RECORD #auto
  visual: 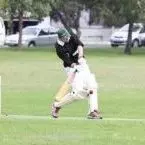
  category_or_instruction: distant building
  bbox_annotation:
[79,9,90,28]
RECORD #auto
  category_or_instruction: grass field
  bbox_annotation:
[0,47,145,145]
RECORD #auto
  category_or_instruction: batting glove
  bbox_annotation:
[78,57,87,65]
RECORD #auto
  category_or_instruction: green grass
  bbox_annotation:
[0,47,145,145]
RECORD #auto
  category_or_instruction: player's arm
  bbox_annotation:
[72,35,86,65]
[72,35,84,59]
[78,45,84,59]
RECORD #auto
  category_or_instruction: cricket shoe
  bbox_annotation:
[51,104,61,118]
[87,110,103,119]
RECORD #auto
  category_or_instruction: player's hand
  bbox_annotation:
[70,63,78,73]
[78,58,86,65]
[78,58,90,73]
[71,63,76,68]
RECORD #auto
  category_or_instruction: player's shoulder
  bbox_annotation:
[55,42,62,51]
[70,34,84,46]
[70,34,79,41]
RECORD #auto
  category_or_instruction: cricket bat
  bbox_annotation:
[55,70,77,102]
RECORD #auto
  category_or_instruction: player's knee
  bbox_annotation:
[70,90,84,100]
[70,90,78,99]
[88,82,98,92]
[71,90,77,97]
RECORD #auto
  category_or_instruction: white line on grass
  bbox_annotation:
[1,114,145,122]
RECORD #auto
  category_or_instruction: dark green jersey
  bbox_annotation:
[55,35,84,67]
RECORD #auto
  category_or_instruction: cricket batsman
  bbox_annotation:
[51,28,102,119]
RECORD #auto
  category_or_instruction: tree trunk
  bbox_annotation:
[74,10,81,38]
[48,1,75,36]
[9,14,14,34]
[124,23,133,55]
[18,10,23,48]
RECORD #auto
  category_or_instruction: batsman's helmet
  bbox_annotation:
[57,28,71,38]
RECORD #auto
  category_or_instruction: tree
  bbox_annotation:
[3,0,52,47]
[0,0,5,8]
[48,0,74,35]
[7,0,17,34]
[48,0,83,37]
[3,0,32,47]
[120,0,141,54]
[79,0,103,25]
[84,0,145,54]
[58,0,83,37]
[15,0,32,47]
[0,0,8,17]
[100,0,145,54]
[31,0,50,20]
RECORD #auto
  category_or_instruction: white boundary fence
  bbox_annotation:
[79,27,118,47]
